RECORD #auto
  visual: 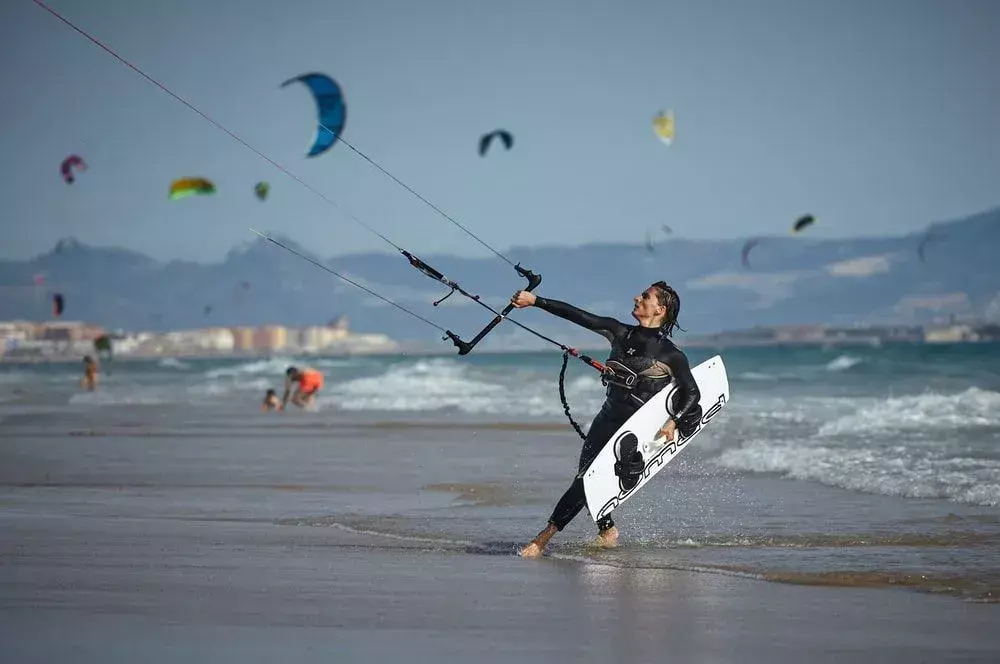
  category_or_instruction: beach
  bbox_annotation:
[2,346,999,661]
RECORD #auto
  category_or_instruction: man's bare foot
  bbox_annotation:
[593,526,619,549]
[518,523,559,559]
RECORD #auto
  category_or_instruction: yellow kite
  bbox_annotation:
[653,110,674,146]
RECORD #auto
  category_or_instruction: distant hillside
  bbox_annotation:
[2,208,998,351]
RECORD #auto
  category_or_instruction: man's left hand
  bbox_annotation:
[656,419,677,442]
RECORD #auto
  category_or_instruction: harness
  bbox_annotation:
[558,328,671,440]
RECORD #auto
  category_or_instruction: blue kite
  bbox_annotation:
[281,72,347,158]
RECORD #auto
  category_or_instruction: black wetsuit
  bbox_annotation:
[534,297,702,532]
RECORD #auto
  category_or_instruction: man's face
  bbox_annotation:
[632,287,665,322]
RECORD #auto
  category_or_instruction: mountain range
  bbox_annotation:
[2,207,998,351]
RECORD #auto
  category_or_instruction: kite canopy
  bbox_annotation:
[792,214,815,233]
[478,130,514,157]
[744,215,816,269]
[169,177,216,200]
[254,181,270,201]
[234,280,252,303]
[653,110,674,146]
[741,238,762,269]
[918,229,947,263]
[281,73,347,158]
[60,155,87,184]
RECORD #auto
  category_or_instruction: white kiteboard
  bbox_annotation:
[582,355,730,522]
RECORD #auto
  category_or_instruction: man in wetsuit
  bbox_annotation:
[281,366,324,410]
[510,281,702,558]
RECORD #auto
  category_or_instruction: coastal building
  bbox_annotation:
[230,327,255,351]
[299,325,350,351]
[253,325,287,351]
[924,324,1000,344]
[200,328,236,352]
[36,321,105,342]
[0,321,34,344]
[773,325,827,343]
[323,332,399,354]
[155,328,235,354]
[297,327,319,350]
[924,324,975,343]
[1,318,405,359]
[107,333,151,355]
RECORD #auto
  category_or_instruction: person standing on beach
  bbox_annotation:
[81,355,99,391]
[509,281,702,558]
[281,366,324,410]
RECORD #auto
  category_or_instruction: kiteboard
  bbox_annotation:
[582,355,729,522]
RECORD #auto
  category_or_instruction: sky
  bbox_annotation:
[1,0,998,264]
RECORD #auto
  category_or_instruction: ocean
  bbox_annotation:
[4,343,1000,509]
[2,342,999,660]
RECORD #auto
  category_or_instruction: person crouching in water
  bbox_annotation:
[510,281,702,558]
[261,389,280,411]
[281,366,324,410]
[81,355,99,391]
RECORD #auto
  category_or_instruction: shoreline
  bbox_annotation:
[5,338,1000,366]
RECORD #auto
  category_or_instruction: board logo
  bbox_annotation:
[595,392,728,520]
[701,393,726,424]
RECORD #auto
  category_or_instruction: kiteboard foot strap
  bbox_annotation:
[613,432,645,491]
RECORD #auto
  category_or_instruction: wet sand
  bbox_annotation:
[3,510,1000,663]
[1,409,999,661]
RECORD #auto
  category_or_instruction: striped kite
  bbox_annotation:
[169,177,216,200]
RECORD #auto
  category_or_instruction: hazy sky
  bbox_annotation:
[2,0,998,263]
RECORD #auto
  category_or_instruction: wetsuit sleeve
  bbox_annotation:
[534,297,627,342]
[660,346,700,421]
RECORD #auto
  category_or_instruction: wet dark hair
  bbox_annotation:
[650,281,684,338]
[266,389,276,397]
[286,366,299,377]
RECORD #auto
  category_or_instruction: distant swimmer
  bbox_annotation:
[81,355,99,391]
[261,388,280,411]
[282,366,324,410]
